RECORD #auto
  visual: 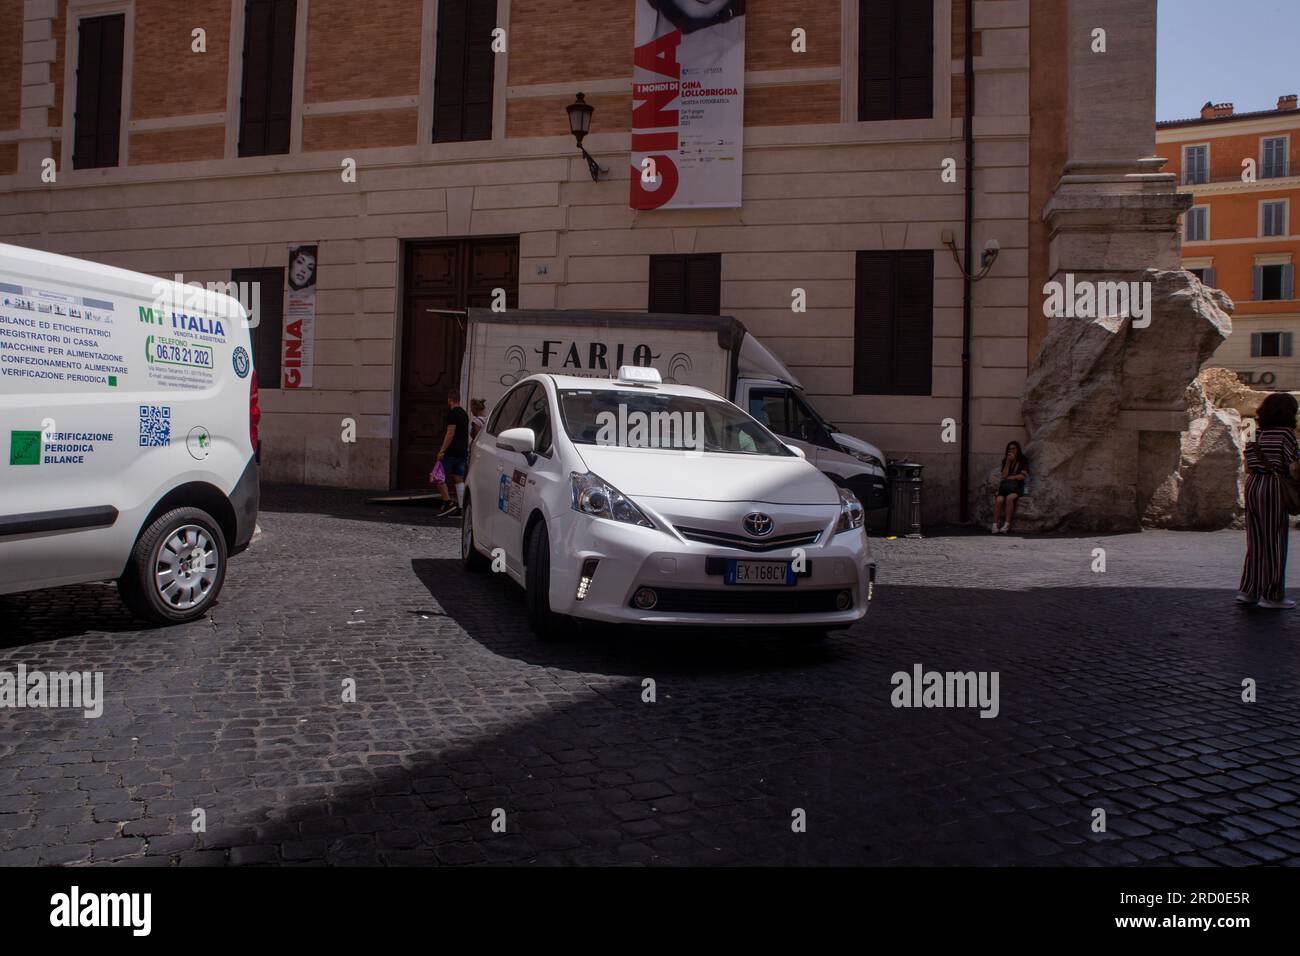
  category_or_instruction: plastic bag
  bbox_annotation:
[430,460,446,484]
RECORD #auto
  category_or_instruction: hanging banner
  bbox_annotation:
[630,0,745,210]
[283,244,317,388]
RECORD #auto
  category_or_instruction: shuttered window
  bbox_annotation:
[1183,145,1208,185]
[232,267,284,389]
[1262,137,1288,179]
[238,0,297,158]
[1261,200,1288,237]
[648,254,722,315]
[1253,263,1295,301]
[1185,206,1208,242]
[433,0,496,143]
[858,0,933,122]
[1251,332,1293,358]
[72,14,125,170]
[854,251,933,395]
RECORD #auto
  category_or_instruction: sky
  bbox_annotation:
[1157,0,1299,121]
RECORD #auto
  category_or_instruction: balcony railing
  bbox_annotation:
[1180,160,1300,186]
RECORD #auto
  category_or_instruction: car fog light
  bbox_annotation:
[633,587,658,610]
[835,590,853,611]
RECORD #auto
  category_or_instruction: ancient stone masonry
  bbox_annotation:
[1143,373,1245,531]
[1006,270,1233,532]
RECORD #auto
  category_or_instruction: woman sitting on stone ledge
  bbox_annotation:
[992,441,1030,534]
[1238,392,1300,610]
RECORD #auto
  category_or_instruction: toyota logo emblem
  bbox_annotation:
[743,512,774,537]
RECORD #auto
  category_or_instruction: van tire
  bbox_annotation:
[524,521,559,641]
[118,507,228,625]
[461,497,490,572]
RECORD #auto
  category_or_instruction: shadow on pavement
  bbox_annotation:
[104,574,1299,867]
[410,557,846,677]
[259,483,459,528]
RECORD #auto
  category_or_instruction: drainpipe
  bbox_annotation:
[958,0,975,523]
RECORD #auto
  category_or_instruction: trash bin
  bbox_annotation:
[886,460,923,538]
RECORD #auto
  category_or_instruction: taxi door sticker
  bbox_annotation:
[498,469,527,519]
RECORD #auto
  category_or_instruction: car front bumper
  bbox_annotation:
[548,514,874,628]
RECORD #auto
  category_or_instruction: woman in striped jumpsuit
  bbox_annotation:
[1238,392,1300,609]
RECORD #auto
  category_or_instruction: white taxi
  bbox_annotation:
[461,367,875,639]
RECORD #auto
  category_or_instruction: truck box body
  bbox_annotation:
[459,308,888,511]
[460,309,740,412]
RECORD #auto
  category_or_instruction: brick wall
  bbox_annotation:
[305,0,422,103]
[950,0,984,119]
[130,125,226,165]
[508,0,633,86]
[0,0,23,131]
[508,0,843,137]
[132,0,230,119]
[746,83,840,126]
[303,109,419,151]
[747,0,840,69]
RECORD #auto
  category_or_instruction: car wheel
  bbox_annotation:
[118,507,228,625]
[461,497,490,573]
[524,521,560,641]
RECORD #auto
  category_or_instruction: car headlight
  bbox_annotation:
[849,450,884,470]
[571,472,654,528]
[835,486,864,533]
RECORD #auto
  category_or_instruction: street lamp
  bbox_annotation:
[566,92,606,182]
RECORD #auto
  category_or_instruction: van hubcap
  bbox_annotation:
[156,525,219,609]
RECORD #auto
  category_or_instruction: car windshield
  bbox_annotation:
[558,388,794,456]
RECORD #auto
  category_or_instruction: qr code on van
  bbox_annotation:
[138,405,171,447]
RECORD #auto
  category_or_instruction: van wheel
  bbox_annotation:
[461,497,490,572]
[118,507,228,625]
[524,521,560,641]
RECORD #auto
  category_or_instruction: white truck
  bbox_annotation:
[458,308,888,510]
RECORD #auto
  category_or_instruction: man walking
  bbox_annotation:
[435,390,470,517]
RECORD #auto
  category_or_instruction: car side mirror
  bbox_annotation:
[785,444,807,459]
[497,427,537,464]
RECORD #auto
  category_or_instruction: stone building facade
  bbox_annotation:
[0,0,1172,523]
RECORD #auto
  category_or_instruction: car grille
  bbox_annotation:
[640,588,848,615]
[673,525,822,553]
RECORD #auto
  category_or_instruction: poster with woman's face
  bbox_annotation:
[288,248,317,291]
[282,244,317,388]
[647,0,743,33]
[631,0,745,210]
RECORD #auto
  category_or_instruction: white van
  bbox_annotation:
[0,243,259,624]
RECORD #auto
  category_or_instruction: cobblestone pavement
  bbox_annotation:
[2,484,1298,867]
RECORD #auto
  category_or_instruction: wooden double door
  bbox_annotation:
[395,237,518,490]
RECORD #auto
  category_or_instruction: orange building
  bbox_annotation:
[1157,95,1300,391]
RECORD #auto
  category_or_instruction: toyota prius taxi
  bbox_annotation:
[461,366,876,638]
